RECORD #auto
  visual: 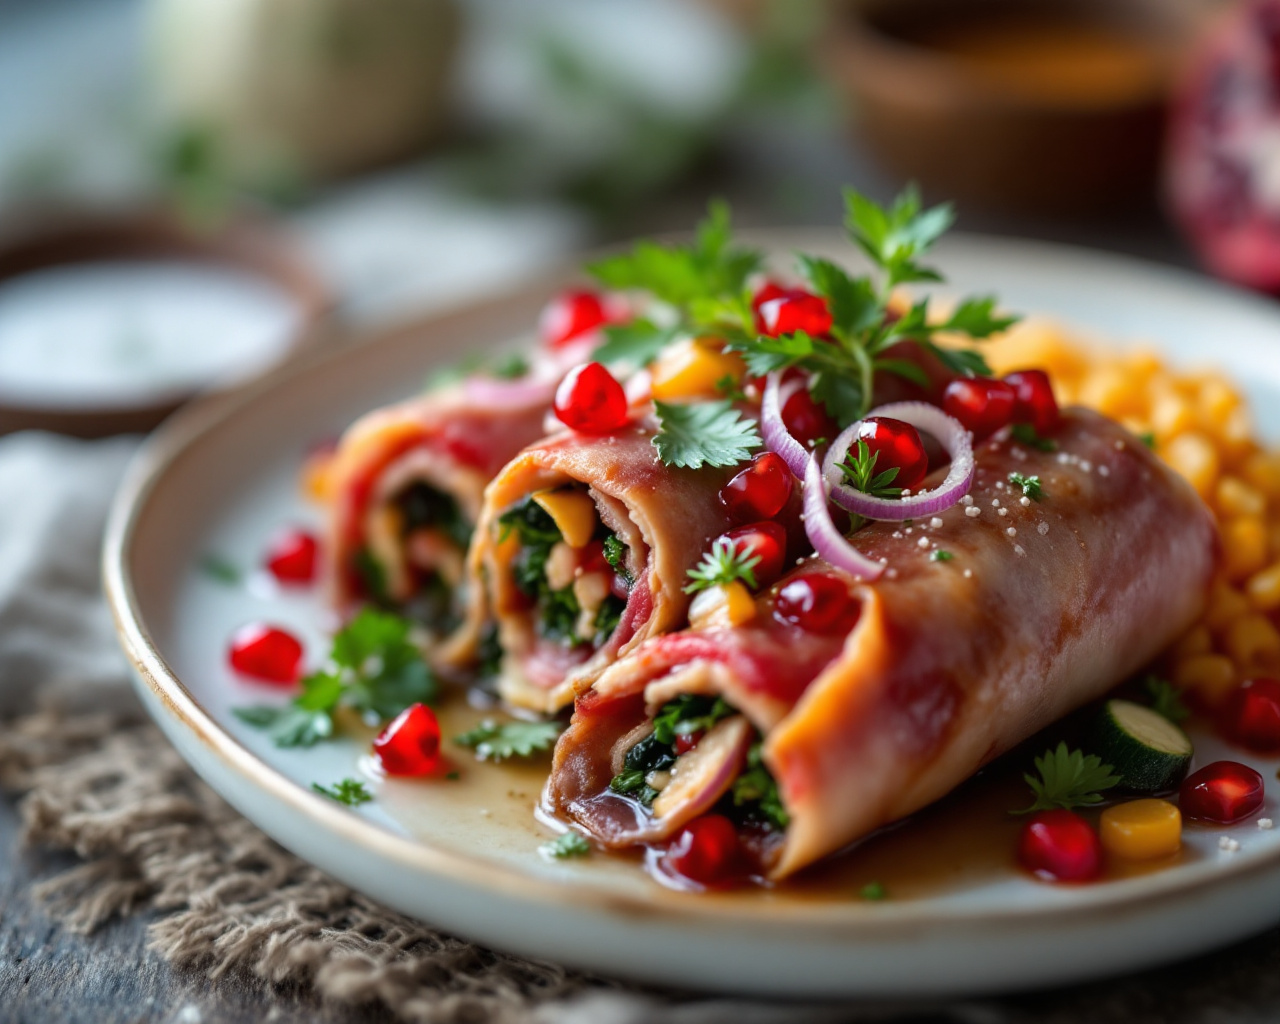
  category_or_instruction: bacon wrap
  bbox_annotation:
[465,422,753,714]
[325,385,550,664]
[545,408,1221,879]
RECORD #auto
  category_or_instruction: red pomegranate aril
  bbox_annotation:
[750,281,789,314]
[540,289,610,348]
[1018,809,1103,882]
[228,623,304,685]
[1004,369,1060,433]
[756,290,834,338]
[720,452,794,522]
[674,730,704,755]
[774,572,861,634]
[1222,678,1280,753]
[554,362,629,433]
[265,528,319,585]
[943,377,1018,440]
[1180,761,1265,823]
[664,814,742,886]
[373,703,443,776]
[781,387,839,448]
[855,416,929,491]
[722,521,787,587]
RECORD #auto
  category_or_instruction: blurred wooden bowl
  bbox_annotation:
[825,0,1196,215]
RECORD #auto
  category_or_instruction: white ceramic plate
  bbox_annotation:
[105,232,1280,998]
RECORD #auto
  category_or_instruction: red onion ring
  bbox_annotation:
[761,371,812,479]
[803,455,885,581]
[821,401,974,521]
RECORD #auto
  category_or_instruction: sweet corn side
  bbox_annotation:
[986,320,1280,707]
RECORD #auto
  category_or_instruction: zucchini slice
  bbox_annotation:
[1091,699,1193,794]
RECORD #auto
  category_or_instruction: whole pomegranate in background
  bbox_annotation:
[1167,0,1280,292]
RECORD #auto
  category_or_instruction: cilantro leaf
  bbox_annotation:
[1011,423,1057,452]
[843,184,952,287]
[233,701,335,748]
[1014,742,1120,814]
[540,831,591,859]
[312,778,374,806]
[729,331,820,378]
[1008,472,1043,501]
[684,537,761,593]
[199,553,241,585]
[937,296,1019,339]
[602,532,632,584]
[652,399,761,469]
[838,440,902,498]
[796,254,880,336]
[1144,676,1190,724]
[454,719,563,762]
[593,319,680,367]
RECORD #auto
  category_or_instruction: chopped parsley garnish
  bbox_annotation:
[652,399,762,470]
[684,537,761,593]
[860,881,887,901]
[540,831,591,859]
[1011,423,1057,452]
[199,553,241,585]
[838,440,902,498]
[602,532,631,584]
[731,742,789,830]
[930,549,954,562]
[1014,742,1121,815]
[234,609,437,748]
[312,778,374,806]
[453,719,563,762]
[1144,675,1190,724]
[1008,472,1043,501]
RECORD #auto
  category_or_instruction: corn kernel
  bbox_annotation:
[1171,625,1212,660]
[1162,432,1220,497]
[1205,581,1252,631]
[649,338,745,403]
[1225,613,1280,671]
[1080,366,1142,419]
[1100,800,1181,860]
[1246,563,1280,612]
[1243,451,1280,498]
[1217,477,1267,520]
[1172,653,1236,707]
[689,581,756,630]
[1150,391,1198,442]
[1216,408,1255,465]
[1222,518,1269,581]
[1123,349,1163,381]
[1198,376,1241,423]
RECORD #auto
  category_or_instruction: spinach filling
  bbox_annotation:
[399,482,472,549]
[609,695,790,830]
[498,494,628,648]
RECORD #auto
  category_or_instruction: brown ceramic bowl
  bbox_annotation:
[825,0,1200,215]
[0,206,333,438]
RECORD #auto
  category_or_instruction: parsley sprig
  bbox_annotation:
[234,609,437,748]
[453,719,563,762]
[540,831,592,859]
[1008,472,1043,501]
[1144,676,1190,724]
[312,778,374,806]
[1011,423,1057,452]
[652,399,762,470]
[838,440,903,498]
[684,537,761,593]
[1014,742,1121,815]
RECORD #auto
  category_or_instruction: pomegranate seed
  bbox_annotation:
[750,281,789,315]
[1222,678,1280,753]
[674,730,703,755]
[943,377,1018,440]
[722,521,787,587]
[373,703,443,776]
[554,362,629,433]
[855,416,929,492]
[773,572,861,634]
[1018,809,1103,882]
[781,387,838,448]
[228,623,304,685]
[720,452,794,523]
[1180,761,1265,824]
[756,290,833,338]
[664,814,742,886]
[1004,369,1060,433]
[265,528,319,585]
[540,289,610,348]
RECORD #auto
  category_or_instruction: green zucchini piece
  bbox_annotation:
[1090,698,1193,794]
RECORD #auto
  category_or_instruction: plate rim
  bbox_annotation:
[103,229,1280,938]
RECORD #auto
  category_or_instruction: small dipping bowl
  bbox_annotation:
[0,207,332,437]
[826,0,1196,215]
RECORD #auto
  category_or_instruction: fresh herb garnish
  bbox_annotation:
[1014,742,1121,815]
[684,537,761,593]
[860,881,887,901]
[453,719,563,762]
[234,609,437,748]
[1140,431,1157,449]
[199,554,242,585]
[1008,472,1043,501]
[1011,423,1057,452]
[930,549,954,562]
[540,831,592,859]
[1144,676,1190,724]
[652,399,762,469]
[602,532,632,584]
[838,440,902,498]
[312,778,374,806]
[652,694,733,744]
[489,353,531,380]
[715,374,748,402]
[731,741,789,829]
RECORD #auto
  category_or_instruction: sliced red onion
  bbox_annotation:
[761,371,811,479]
[464,374,558,408]
[803,455,885,581]
[822,401,974,521]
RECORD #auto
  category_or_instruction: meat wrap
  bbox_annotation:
[465,423,766,714]
[545,408,1221,879]
[325,382,550,663]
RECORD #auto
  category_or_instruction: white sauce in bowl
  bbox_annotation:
[0,260,302,409]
